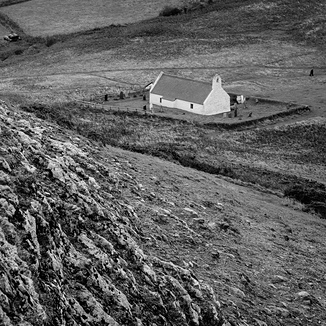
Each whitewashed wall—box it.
[203,88,230,115]
[174,99,204,114]
[149,93,161,109]
[150,93,204,113]
[150,89,229,115]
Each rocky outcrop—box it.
[0,101,224,325]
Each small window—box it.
[190,103,194,109]
[160,98,162,103]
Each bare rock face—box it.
[0,101,224,326]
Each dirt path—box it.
[1,65,326,80]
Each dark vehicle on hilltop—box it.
[4,33,21,42]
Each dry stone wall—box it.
[0,101,224,326]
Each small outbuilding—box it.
[149,72,230,115]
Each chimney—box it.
[212,74,222,89]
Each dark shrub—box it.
[14,49,23,55]
[45,36,57,47]
[284,183,326,218]
[284,184,326,204]
[308,202,326,219]
[21,104,73,128]
[159,6,182,17]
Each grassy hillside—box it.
[0,100,229,326]
[0,0,325,43]
[19,101,326,218]
[0,0,325,203]
[1,97,326,326]
[0,0,182,36]
[0,1,326,325]
[0,0,324,101]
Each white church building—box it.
[149,72,230,115]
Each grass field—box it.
[1,0,182,36]
[0,0,325,112]
[19,101,326,218]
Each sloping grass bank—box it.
[21,102,326,218]
[0,0,31,7]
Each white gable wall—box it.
[149,93,163,109]
[203,86,230,115]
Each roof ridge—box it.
[161,72,211,85]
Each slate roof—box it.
[150,73,212,104]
